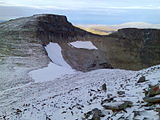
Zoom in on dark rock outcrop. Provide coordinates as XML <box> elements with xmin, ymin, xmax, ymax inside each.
<box><xmin>60</xmin><ymin>43</ymin><xmax>112</xmax><ymax>71</ymax></box>
<box><xmin>143</xmin><ymin>96</ymin><xmax>160</xmax><ymax>103</ymax></box>
<box><xmin>145</xmin><ymin>84</ymin><xmax>160</xmax><ymax>97</ymax></box>
<box><xmin>84</xmin><ymin>108</ymin><xmax>105</xmax><ymax>120</ymax></box>
<box><xmin>143</xmin><ymin>84</ymin><xmax>160</xmax><ymax>103</ymax></box>
<box><xmin>93</xmin><ymin>28</ymin><xmax>160</xmax><ymax>70</ymax></box>
<box><xmin>137</xmin><ymin>76</ymin><xmax>146</xmax><ymax>83</ymax></box>
<box><xmin>35</xmin><ymin>14</ymin><xmax>90</xmax><ymax>44</ymax></box>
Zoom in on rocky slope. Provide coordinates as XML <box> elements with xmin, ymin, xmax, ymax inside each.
<box><xmin>0</xmin><ymin>14</ymin><xmax>111</xmax><ymax>91</ymax></box>
<box><xmin>0</xmin><ymin>64</ymin><xmax>160</xmax><ymax>120</ymax></box>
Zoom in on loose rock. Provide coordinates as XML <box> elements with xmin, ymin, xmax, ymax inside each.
<box><xmin>137</xmin><ymin>76</ymin><xmax>146</xmax><ymax>83</ymax></box>
<box><xmin>101</xmin><ymin>83</ymin><xmax>107</xmax><ymax>92</ymax></box>
<box><xmin>143</xmin><ymin>95</ymin><xmax>160</xmax><ymax>103</ymax></box>
<box><xmin>84</xmin><ymin>108</ymin><xmax>105</xmax><ymax>120</ymax></box>
<box><xmin>146</xmin><ymin>84</ymin><xmax>160</xmax><ymax>97</ymax></box>
<box><xmin>102</xmin><ymin>101</ymin><xmax>133</xmax><ymax>112</ymax></box>
<box><xmin>117</xmin><ymin>91</ymin><xmax>125</xmax><ymax>95</ymax></box>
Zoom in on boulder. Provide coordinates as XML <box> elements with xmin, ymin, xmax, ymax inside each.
<box><xmin>143</xmin><ymin>95</ymin><xmax>160</xmax><ymax>103</ymax></box>
<box><xmin>117</xmin><ymin>91</ymin><xmax>125</xmax><ymax>95</ymax></box>
<box><xmin>155</xmin><ymin>108</ymin><xmax>160</xmax><ymax>112</ymax></box>
<box><xmin>91</xmin><ymin>108</ymin><xmax>105</xmax><ymax>120</ymax></box>
<box><xmin>84</xmin><ymin>108</ymin><xmax>105</xmax><ymax>120</ymax></box>
<box><xmin>101</xmin><ymin>83</ymin><xmax>107</xmax><ymax>92</ymax></box>
<box><xmin>137</xmin><ymin>76</ymin><xmax>146</xmax><ymax>83</ymax></box>
<box><xmin>102</xmin><ymin>101</ymin><xmax>133</xmax><ymax>112</ymax></box>
<box><xmin>146</xmin><ymin>84</ymin><xmax>160</xmax><ymax>97</ymax></box>
<box><xmin>101</xmin><ymin>97</ymin><xmax>116</xmax><ymax>104</ymax></box>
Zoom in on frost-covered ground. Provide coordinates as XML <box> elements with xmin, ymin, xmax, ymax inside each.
<box><xmin>0</xmin><ymin>42</ymin><xmax>160</xmax><ymax>120</ymax></box>
<box><xmin>0</xmin><ymin>65</ymin><xmax>160</xmax><ymax>120</ymax></box>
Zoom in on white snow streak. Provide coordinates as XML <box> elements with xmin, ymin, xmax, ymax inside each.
<box><xmin>69</xmin><ymin>41</ymin><xmax>97</xmax><ymax>50</ymax></box>
<box><xmin>45</xmin><ymin>42</ymin><xmax>71</xmax><ymax>68</ymax></box>
<box><xmin>29</xmin><ymin>42</ymin><xmax>75</xmax><ymax>83</ymax></box>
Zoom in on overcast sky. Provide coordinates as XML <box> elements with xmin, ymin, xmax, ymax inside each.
<box><xmin>0</xmin><ymin>0</ymin><xmax>160</xmax><ymax>24</ymax></box>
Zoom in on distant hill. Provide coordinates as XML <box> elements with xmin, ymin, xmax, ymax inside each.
<box><xmin>77</xmin><ymin>22</ymin><xmax>160</xmax><ymax>35</ymax></box>
<box><xmin>76</xmin><ymin>25</ymin><xmax>116</xmax><ymax>35</ymax></box>
<box><xmin>110</xmin><ymin>22</ymin><xmax>160</xmax><ymax>29</ymax></box>
<box><xmin>0</xmin><ymin>20</ymin><xmax>5</xmax><ymax>23</ymax></box>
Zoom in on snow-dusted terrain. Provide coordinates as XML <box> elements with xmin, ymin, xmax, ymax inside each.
<box><xmin>1</xmin><ymin>65</ymin><xmax>160</xmax><ymax>120</ymax></box>
<box><xmin>69</xmin><ymin>41</ymin><xmax>97</xmax><ymax>50</ymax></box>
<box><xmin>0</xmin><ymin>42</ymin><xmax>160</xmax><ymax>120</ymax></box>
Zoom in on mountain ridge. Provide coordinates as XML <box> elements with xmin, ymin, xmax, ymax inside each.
<box><xmin>0</xmin><ymin>14</ymin><xmax>160</xmax><ymax>71</ymax></box>
<box><xmin>111</xmin><ymin>22</ymin><xmax>160</xmax><ymax>29</ymax></box>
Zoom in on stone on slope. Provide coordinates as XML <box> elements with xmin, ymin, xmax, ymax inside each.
<box><xmin>143</xmin><ymin>95</ymin><xmax>160</xmax><ymax>103</ymax></box>
<box><xmin>117</xmin><ymin>91</ymin><xmax>125</xmax><ymax>95</ymax></box>
<box><xmin>101</xmin><ymin>83</ymin><xmax>107</xmax><ymax>92</ymax></box>
<box><xmin>101</xmin><ymin>97</ymin><xmax>115</xmax><ymax>105</ymax></box>
<box><xmin>143</xmin><ymin>83</ymin><xmax>160</xmax><ymax>104</ymax></box>
<box><xmin>84</xmin><ymin>108</ymin><xmax>105</xmax><ymax>120</ymax></box>
<box><xmin>137</xmin><ymin>76</ymin><xmax>146</xmax><ymax>83</ymax></box>
<box><xmin>102</xmin><ymin>101</ymin><xmax>133</xmax><ymax>112</ymax></box>
<box><xmin>146</xmin><ymin>84</ymin><xmax>160</xmax><ymax>97</ymax></box>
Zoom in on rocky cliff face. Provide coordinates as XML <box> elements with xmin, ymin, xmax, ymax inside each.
<box><xmin>93</xmin><ymin>28</ymin><xmax>160</xmax><ymax>70</ymax></box>
<box><xmin>115</xmin><ymin>29</ymin><xmax>160</xmax><ymax>67</ymax></box>
<box><xmin>36</xmin><ymin>14</ymin><xmax>89</xmax><ymax>44</ymax></box>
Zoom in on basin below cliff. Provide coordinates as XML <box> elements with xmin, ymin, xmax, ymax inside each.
<box><xmin>0</xmin><ymin>14</ymin><xmax>160</xmax><ymax>91</ymax></box>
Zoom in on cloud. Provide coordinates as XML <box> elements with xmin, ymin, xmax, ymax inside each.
<box><xmin>104</xmin><ymin>6</ymin><xmax>160</xmax><ymax>10</ymax></box>
<box><xmin>0</xmin><ymin>1</ymin><xmax>5</xmax><ymax>4</ymax></box>
<box><xmin>0</xmin><ymin>5</ymin><xmax>42</xmax><ymax>19</ymax></box>
<box><xmin>1</xmin><ymin>0</ymin><xmax>160</xmax><ymax>11</ymax></box>
<box><xmin>0</xmin><ymin>0</ymin><xmax>159</xmax><ymax>24</ymax></box>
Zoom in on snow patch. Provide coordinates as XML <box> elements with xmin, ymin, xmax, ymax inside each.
<box><xmin>69</xmin><ymin>41</ymin><xmax>97</xmax><ymax>50</ymax></box>
<box><xmin>45</xmin><ymin>42</ymin><xmax>71</xmax><ymax>68</ymax></box>
<box><xmin>29</xmin><ymin>42</ymin><xmax>75</xmax><ymax>83</ymax></box>
<box><xmin>29</xmin><ymin>62</ymin><xmax>75</xmax><ymax>83</ymax></box>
